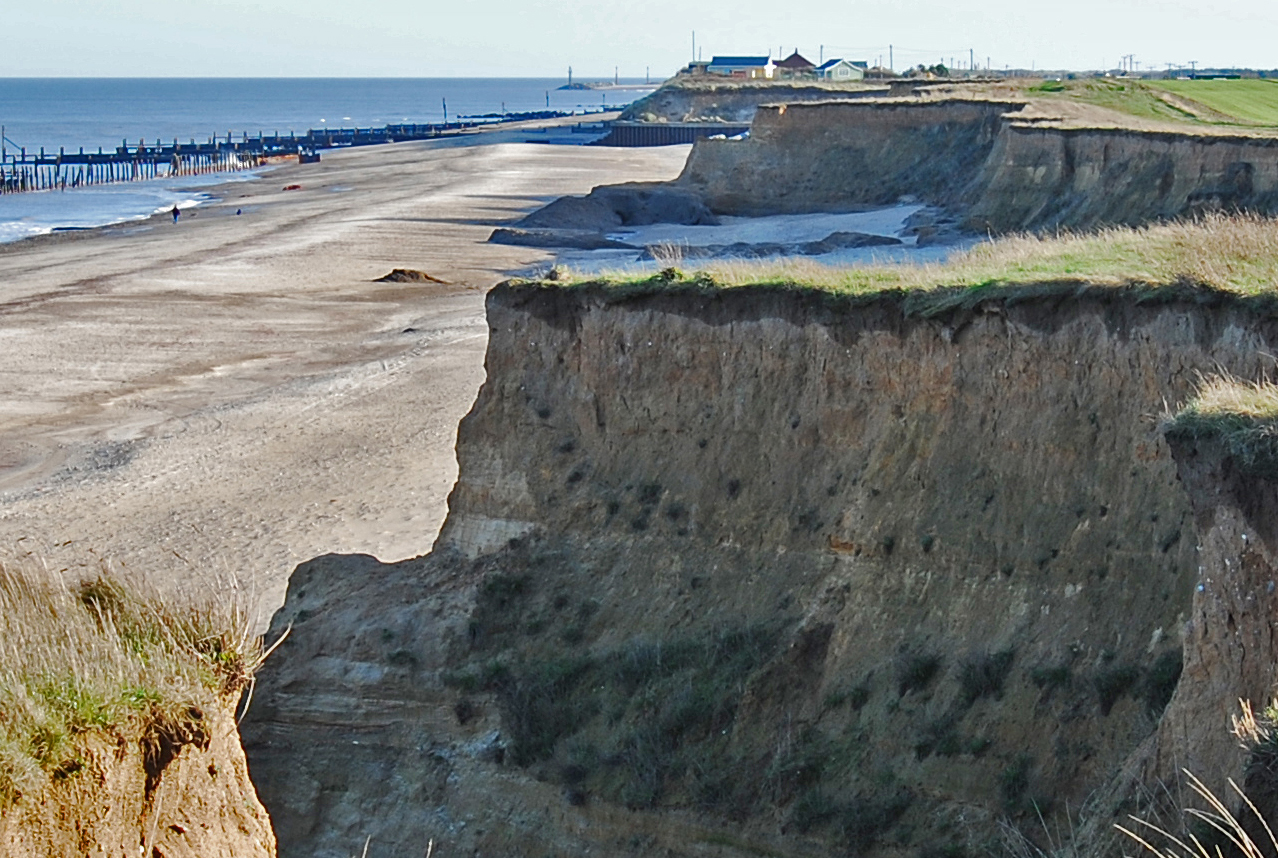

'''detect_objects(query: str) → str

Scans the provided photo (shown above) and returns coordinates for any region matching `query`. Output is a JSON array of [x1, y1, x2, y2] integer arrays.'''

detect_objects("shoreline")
[[0, 127, 688, 627], [0, 114, 621, 246]]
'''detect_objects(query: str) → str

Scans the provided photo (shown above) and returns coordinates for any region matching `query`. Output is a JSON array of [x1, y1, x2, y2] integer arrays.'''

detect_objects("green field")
[[1148, 79, 1278, 125]]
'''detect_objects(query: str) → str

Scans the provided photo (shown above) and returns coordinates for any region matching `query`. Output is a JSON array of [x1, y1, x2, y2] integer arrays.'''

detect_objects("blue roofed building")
[[706, 56, 776, 79]]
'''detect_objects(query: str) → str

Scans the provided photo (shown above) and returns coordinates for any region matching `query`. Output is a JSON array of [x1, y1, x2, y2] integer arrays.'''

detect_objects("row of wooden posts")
[[0, 109, 596, 196], [0, 150, 260, 194]]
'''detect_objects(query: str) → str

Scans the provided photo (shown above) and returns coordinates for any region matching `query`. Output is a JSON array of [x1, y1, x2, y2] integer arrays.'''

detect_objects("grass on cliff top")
[[1029, 77, 1209, 124], [1019, 77, 1278, 127], [551, 213, 1278, 311], [0, 562, 265, 806], [1162, 373, 1278, 475], [1147, 79, 1278, 126]]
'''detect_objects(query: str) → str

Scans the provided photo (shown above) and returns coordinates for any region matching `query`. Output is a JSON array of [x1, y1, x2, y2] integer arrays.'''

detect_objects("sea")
[[0, 77, 656, 243]]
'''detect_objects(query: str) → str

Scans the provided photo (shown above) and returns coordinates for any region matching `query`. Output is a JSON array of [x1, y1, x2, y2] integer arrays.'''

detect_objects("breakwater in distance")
[[0, 109, 602, 195]]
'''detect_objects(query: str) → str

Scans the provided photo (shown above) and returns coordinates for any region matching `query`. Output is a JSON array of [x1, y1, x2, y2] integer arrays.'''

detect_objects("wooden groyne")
[[0, 109, 595, 195]]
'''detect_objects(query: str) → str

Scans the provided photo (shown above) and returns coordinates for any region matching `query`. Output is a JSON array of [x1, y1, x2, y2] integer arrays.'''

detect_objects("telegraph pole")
[[692, 31, 696, 62], [970, 48, 974, 73], [889, 45, 893, 72]]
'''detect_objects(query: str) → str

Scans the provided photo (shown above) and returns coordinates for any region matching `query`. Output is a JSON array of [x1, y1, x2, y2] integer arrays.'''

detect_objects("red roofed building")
[[775, 51, 816, 78]]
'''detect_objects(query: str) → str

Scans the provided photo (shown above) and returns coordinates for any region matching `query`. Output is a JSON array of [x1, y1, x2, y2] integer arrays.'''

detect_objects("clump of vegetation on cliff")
[[0, 562, 263, 805], [557, 212, 1278, 305], [1163, 373, 1278, 475]]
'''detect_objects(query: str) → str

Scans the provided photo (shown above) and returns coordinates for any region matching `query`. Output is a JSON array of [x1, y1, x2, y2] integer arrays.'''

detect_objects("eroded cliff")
[[676, 98, 1278, 231], [243, 282, 1278, 857], [1, 703, 275, 858]]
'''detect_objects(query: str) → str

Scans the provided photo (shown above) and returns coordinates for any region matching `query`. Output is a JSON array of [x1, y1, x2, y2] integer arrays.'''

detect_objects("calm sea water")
[[0, 78, 654, 242]]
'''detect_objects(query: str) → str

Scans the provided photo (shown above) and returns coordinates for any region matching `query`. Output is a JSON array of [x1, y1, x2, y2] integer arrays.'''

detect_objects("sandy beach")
[[0, 124, 690, 625]]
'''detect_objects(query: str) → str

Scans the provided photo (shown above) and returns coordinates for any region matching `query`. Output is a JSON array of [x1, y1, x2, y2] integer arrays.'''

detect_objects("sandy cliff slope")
[[243, 283, 1278, 857]]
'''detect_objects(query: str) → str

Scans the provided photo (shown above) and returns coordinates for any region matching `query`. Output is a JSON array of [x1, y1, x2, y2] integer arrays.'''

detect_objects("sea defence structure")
[[0, 111, 590, 194], [672, 97, 1278, 231], [243, 281, 1278, 857]]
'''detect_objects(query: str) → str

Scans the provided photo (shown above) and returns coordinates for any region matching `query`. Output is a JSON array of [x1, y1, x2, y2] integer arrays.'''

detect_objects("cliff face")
[[678, 99, 1013, 215], [1155, 438, 1278, 798], [1, 704, 275, 858], [968, 124, 1278, 232], [244, 283, 1278, 857], [678, 99, 1278, 230]]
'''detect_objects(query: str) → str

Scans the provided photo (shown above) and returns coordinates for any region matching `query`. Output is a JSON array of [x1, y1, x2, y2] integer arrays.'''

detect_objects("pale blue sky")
[[6, 0, 1275, 78]]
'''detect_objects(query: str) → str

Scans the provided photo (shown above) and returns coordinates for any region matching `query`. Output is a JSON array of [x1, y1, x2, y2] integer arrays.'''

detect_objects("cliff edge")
[[1, 702, 275, 858], [677, 98, 1278, 231], [243, 282, 1278, 857]]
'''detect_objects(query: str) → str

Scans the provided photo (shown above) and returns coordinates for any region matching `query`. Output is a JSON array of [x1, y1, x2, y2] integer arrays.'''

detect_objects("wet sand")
[[0, 127, 690, 624]]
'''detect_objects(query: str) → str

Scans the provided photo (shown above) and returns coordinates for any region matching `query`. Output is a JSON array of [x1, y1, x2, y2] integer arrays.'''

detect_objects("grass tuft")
[[1118, 768, 1278, 858], [0, 561, 264, 806], [1163, 373, 1278, 475]]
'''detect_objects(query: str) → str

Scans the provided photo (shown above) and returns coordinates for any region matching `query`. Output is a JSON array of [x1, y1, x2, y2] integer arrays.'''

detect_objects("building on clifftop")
[[775, 51, 816, 78], [706, 55, 776, 79], [816, 58, 867, 81]]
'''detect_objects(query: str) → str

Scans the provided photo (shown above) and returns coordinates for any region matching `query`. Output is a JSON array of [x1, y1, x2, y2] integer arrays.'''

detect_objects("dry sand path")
[[0, 132, 690, 624]]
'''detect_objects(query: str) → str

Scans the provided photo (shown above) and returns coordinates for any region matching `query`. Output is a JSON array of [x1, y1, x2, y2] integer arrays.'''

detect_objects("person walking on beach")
[[171, 205, 181, 223]]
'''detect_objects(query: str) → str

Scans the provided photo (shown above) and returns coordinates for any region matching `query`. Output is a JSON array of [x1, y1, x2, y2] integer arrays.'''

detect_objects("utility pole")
[[692, 31, 695, 62], [970, 48, 974, 73], [889, 44, 893, 72], [568, 65, 573, 86], [1189, 60, 1198, 77], [615, 66, 618, 85], [820, 45, 824, 64]]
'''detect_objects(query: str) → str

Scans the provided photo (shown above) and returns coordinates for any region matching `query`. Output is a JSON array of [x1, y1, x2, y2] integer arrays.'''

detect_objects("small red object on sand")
[[283, 184, 302, 191]]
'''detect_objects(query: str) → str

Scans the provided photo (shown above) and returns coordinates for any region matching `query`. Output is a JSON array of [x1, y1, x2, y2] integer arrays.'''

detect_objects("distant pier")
[[0, 109, 596, 194]]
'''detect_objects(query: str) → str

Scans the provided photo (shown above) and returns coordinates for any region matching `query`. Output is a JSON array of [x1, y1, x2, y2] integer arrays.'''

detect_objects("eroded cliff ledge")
[[1, 703, 275, 858], [244, 283, 1278, 857], [674, 98, 1278, 231]]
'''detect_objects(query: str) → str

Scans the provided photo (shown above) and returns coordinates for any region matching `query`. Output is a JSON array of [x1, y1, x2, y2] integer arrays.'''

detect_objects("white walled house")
[[816, 59, 866, 81]]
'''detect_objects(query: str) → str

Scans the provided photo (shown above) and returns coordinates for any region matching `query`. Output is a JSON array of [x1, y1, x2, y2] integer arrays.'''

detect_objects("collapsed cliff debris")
[[374, 269, 450, 284], [515, 183, 719, 231], [633, 230, 902, 260], [243, 281, 1278, 858]]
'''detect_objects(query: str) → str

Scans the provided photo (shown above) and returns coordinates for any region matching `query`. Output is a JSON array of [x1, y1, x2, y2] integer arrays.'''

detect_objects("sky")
[[4, 0, 1276, 78]]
